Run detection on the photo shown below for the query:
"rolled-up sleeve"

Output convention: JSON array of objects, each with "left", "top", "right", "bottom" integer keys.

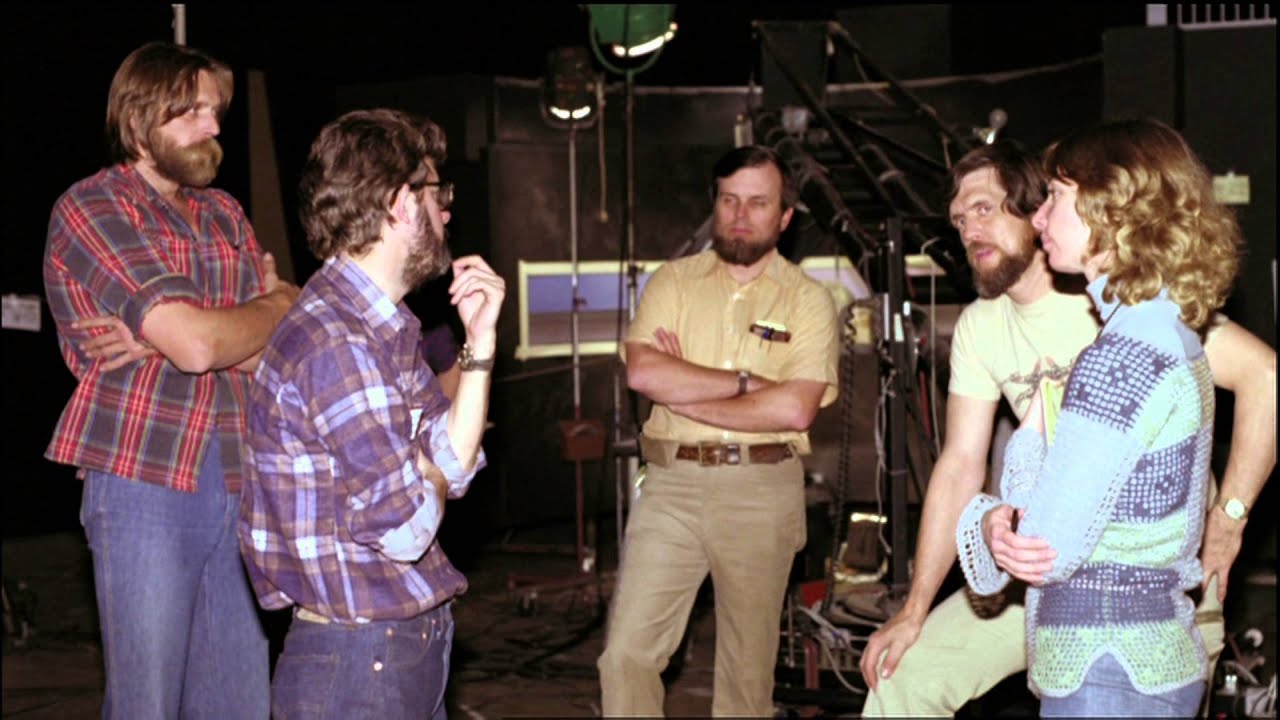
[{"left": 47, "top": 190, "right": 204, "bottom": 341}]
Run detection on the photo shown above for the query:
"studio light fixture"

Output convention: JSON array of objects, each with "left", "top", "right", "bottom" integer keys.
[
  {"left": 586, "top": 4, "right": 676, "bottom": 73},
  {"left": 542, "top": 47, "right": 598, "bottom": 126}
]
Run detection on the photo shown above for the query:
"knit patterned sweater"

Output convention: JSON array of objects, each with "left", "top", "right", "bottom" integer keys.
[{"left": 957, "top": 276, "right": 1212, "bottom": 697}]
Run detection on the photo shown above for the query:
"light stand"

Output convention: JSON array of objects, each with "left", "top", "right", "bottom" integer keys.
[
  {"left": 505, "top": 49, "right": 608, "bottom": 613},
  {"left": 585, "top": 3, "right": 677, "bottom": 559},
  {"left": 880, "top": 217, "right": 911, "bottom": 590}
]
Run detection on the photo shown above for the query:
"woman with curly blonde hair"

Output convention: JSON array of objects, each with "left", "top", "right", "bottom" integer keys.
[{"left": 956, "top": 119, "right": 1240, "bottom": 717}]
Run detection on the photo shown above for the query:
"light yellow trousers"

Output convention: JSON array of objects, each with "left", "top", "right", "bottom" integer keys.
[
  {"left": 598, "top": 456, "right": 806, "bottom": 717},
  {"left": 861, "top": 578, "right": 1225, "bottom": 717}
]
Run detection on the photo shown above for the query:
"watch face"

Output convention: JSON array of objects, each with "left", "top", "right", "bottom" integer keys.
[{"left": 1223, "top": 498, "right": 1247, "bottom": 520}]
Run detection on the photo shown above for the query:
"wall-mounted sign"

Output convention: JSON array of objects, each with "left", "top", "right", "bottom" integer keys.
[
  {"left": 1213, "top": 173, "right": 1250, "bottom": 205},
  {"left": 2, "top": 294, "right": 41, "bottom": 332}
]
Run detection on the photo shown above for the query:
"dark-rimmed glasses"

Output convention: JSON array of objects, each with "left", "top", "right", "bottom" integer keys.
[{"left": 422, "top": 181, "right": 454, "bottom": 210}]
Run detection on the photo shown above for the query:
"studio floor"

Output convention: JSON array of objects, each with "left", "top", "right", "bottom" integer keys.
[
  {"left": 2, "top": 523, "right": 735, "bottom": 719},
  {"left": 4, "top": 519, "right": 1274, "bottom": 719}
]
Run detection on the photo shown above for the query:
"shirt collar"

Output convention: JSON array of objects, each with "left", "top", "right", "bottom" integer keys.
[
  {"left": 1086, "top": 274, "right": 1120, "bottom": 319},
  {"left": 112, "top": 163, "right": 168, "bottom": 204},
  {"left": 323, "top": 255, "right": 419, "bottom": 339}
]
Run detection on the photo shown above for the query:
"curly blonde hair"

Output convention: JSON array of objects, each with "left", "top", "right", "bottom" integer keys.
[{"left": 1044, "top": 119, "right": 1239, "bottom": 331}]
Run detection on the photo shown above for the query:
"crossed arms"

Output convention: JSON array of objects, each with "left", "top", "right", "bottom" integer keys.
[{"left": 625, "top": 334, "right": 826, "bottom": 433}]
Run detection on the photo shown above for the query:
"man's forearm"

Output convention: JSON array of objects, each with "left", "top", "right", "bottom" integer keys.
[
  {"left": 669, "top": 379, "right": 825, "bottom": 433},
  {"left": 446, "top": 370, "right": 490, "bottom": 472},
  {"left": 900, "top": 456, "right": 986, "bottom": 618},
  {"left": 445, "top": 333, "right": 495, "bottom": 472},
  {"left": 1218, "top": 356, "right": 1277, "bottom": 506},
  {"left": 141, "top": 288, "right": 295, "bottom": 373},
  {"left": 625, "top": 342, "right": 750, "bottom": 405},
  {"left": 1201, "top": 353, "right": 1276, "bottom": 599},
  {"left": 1203, "top": 320, "right": 1276, "bottom": 506}
]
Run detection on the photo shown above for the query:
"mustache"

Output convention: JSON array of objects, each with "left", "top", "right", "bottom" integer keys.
[{"left": 191, "top": 137, "right": 223, "bottom": 162}]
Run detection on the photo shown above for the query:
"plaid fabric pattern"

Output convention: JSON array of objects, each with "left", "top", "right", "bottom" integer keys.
[
  {"left": 240, "top": 256, "right": 478, "bottom": 622},
  {"left": 43, "top": 164, "right": 267, "bottom": 492}
]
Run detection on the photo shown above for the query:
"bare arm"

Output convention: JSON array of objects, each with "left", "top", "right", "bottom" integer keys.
[
  {"left": 1201, "top": 320, "right": 1277, "bottom": 600},
  {"left": 444, "top": 255, "right": 505, "bottom": 472},
  {"left": 625, "top": 340, "right": 765, "bottom": 405},
  {"left": 140, "top": 285, "right": 297, "bottom": 374},
  {"left": 137, "top": 251, "right": 298, "bottom": 374},
  {"left": 859, "top": 394, "right": 997, "bottom": 688},
  {"left": 628, "top": 322, "right": 818, "bottom": 432},
  {"left": 668, "top": 378, "right": 826, "bottom": 433}
]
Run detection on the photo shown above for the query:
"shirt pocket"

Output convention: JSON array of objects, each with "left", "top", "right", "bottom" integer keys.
[{"left": 738, "top": 331, "right": 789, "bottom": 380}]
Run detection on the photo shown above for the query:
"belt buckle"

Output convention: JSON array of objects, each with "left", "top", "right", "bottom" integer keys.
[{"left": 699, "top": 442, "right": 741, "bottom": 466}]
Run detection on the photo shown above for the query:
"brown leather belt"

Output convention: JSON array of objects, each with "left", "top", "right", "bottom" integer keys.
[{"left": 674, "top": 442, "right": 793, "bottom": 466}]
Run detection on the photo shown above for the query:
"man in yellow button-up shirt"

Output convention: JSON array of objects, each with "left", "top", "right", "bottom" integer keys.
[{"left": 598, "top": 146, "right": 840, "bottom": 717}]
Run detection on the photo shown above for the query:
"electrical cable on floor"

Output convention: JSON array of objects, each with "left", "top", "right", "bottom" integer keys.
[{"left": 795, "top": 605, "right": 867, "bottom": 695}]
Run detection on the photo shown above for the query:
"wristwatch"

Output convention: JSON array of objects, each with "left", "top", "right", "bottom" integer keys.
[
  {"left": 457, "top": 344, "right": 495, "bottom": 372},
  {"left": 1218, "top": 496, "right": 1249, "bottom": 521}
]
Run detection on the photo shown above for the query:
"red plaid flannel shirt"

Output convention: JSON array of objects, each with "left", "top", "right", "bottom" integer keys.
[{"left": 43, "top": 164, "right": 267, "bottom": 492}]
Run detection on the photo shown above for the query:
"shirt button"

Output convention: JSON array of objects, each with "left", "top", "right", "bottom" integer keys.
[
  {"left": 373, "top": 661, "right": 384, "bottom": 672},
  {"left": 422, "top": 632, "right": 429, "bottom": 640},
  {"left": 386, "top": 628, "right": 394, "bottom": 637}
]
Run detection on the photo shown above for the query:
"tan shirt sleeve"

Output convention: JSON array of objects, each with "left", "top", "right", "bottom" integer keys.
[
  {"left": 623, "top": 262, "right": 679, "bottom": 360},
  {"left": 776, "top": 283, "right": 840, "bottom": 407}
]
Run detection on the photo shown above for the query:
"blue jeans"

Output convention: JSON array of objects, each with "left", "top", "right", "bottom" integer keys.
[
  {"left": 271, "top": 602, "right": 454, "bottom": 720},
  {"left": 1040, "top": 653, "right": 1204, "bottom": 718},
  {"left": 80, "top": 438, "right": 269, "bottom": 719}
]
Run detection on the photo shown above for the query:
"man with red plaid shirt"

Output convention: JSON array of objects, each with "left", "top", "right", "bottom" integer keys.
[{"left": 42, "top": 42, "right": 296, "bottom": 718}]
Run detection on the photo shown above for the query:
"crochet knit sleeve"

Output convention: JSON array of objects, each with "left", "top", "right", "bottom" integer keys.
[
  {"left": 1015, "top": 337, "right": 1164, "bottom": 583},
  {"left": 957, "top": 492, "right": 1010, "bottom": 595},
  {"left": 956, "top": 427, "right": 1046, "bottom": 595}
]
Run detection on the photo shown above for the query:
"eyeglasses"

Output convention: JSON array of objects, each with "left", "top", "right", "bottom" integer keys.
[{"left": 421, "top": 181, "right": 454, "bottom": 210}]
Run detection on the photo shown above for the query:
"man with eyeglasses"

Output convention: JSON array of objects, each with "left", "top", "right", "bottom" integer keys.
[{"left": 238, "top": 108, "right": 504, "bottom": 719}]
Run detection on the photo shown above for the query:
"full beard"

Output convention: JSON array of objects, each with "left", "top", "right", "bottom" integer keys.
[
  {"left": 711, "top": 231, "right": 778, "bottom": 267},
  {"left": 402, "top": 211, "right": 452, "bottom": 292},
  {"left": 969, "top": 238, "right": 1037, "bottom": 299},
  {"left": 148, "top": 132, "right": 222, "bottom": 188}
]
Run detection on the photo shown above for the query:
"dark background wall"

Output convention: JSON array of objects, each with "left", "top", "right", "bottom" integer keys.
[
  {"left": 4, "top": 7, "right": 1272, "bottom": 555},
  {"left": 1105, "top": 23, "right": 1278, "bottom": 568}
]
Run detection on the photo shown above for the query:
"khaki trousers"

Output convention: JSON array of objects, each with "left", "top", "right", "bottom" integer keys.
[
  {"left": 598, "top": 456, "right": 806, "bottom": 717},
  {"left": 861, "top": 578, "right": 1226, "bottom": 717}
]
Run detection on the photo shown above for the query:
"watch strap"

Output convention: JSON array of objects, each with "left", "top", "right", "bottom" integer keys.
[
  {"left": 1218, "top": 496, "right": 1249, "bottom": 521},
  {"left": 458, "top": 344, "right": 495, "bottom": 372}
]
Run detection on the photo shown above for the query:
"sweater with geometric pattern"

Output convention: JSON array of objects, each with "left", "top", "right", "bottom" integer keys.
[{"left": 958, "top": 276, "right": 1212, "bottom": 698}]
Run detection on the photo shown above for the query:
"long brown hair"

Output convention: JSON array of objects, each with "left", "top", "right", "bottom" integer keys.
[
  {"left": 1044, "top": 119, "right": 1239, "bottom": 331},
  {"left": 105, "top": 42, "right": 232, "bottom": 164}
]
